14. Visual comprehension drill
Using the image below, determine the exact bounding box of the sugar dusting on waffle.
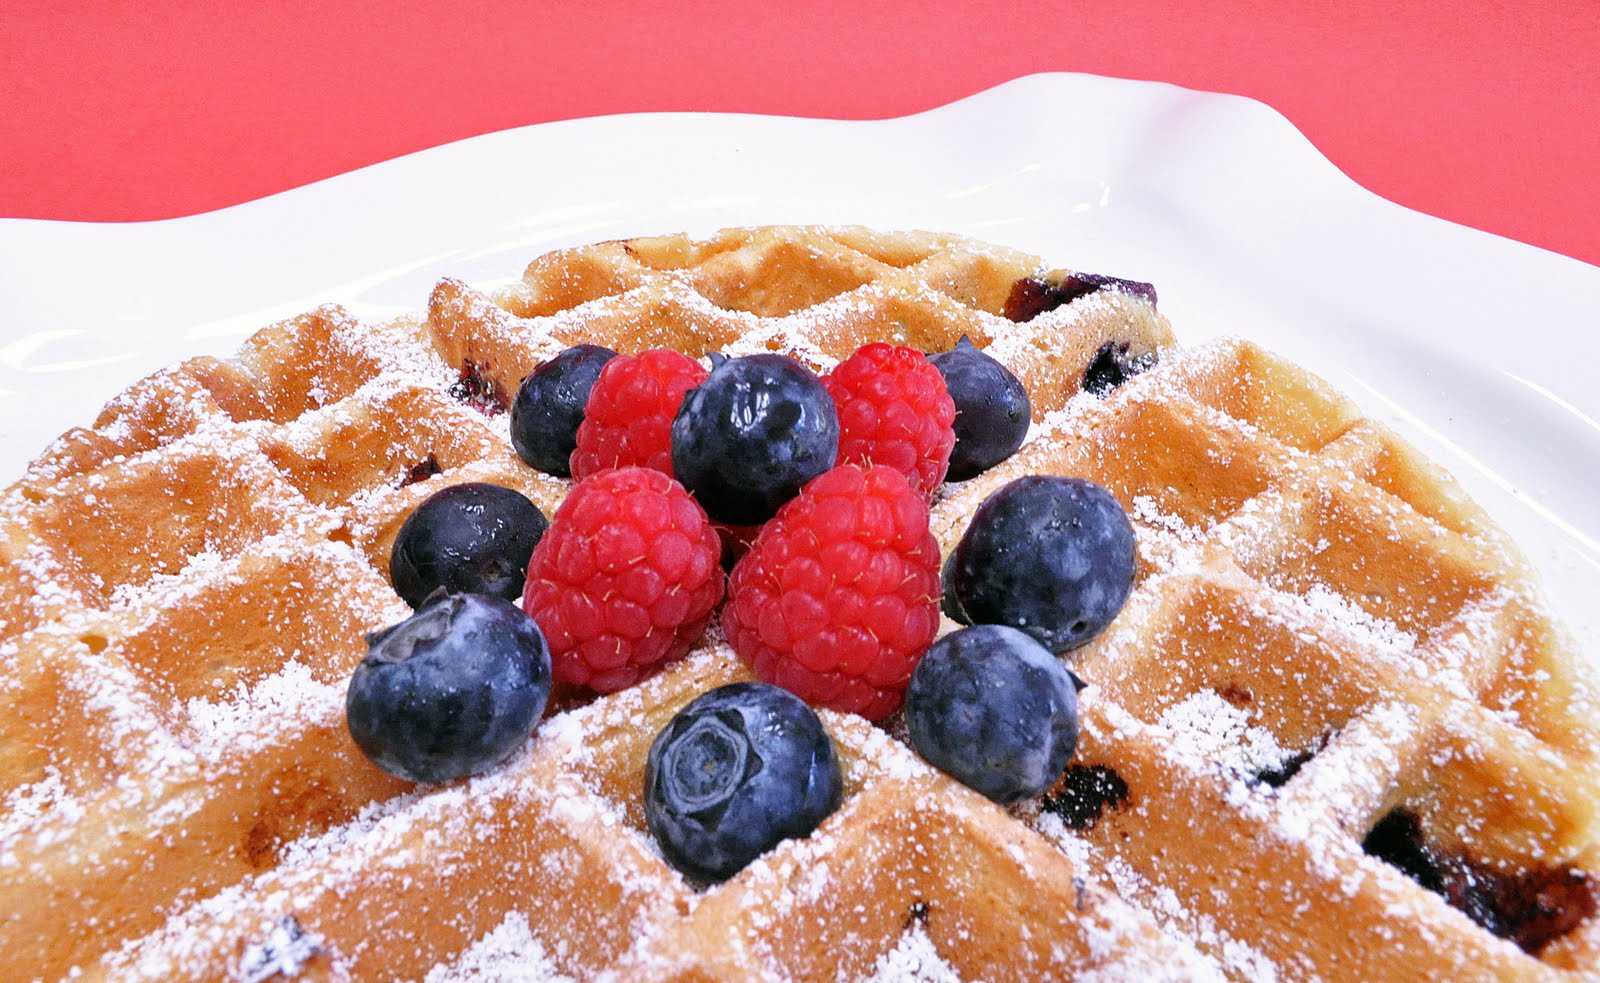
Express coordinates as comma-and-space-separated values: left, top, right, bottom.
423, 912, 573, 983
1, 227, 1597, 980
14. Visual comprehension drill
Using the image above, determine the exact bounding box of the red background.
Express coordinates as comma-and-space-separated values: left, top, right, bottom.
5, 1, 1597, 267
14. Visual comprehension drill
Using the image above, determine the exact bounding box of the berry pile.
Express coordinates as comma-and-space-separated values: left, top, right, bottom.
355, 327, 1145, 880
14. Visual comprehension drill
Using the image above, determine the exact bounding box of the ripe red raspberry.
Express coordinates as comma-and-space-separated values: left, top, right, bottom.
824, 343, 955, 499
723, 464, 941, 720
522, 467, 724, 692
570, 349, 708, 480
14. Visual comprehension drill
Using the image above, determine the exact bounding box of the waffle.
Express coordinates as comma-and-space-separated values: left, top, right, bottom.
1, 226, 1595, 981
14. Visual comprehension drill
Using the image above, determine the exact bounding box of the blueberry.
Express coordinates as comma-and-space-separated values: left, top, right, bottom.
944, 476, 1135, 653
670, 353, 839, 525
509, 344, 618, 476
905, 624, 1079, 804
643, 681, 843, 883
940, 549, 968, 624
389, 482, 548, 608
346, 593, 552, 783
927, 336, 1030, 481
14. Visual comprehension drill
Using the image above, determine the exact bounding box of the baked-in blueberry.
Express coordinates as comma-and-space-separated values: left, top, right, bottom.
1362, 807, 1600, 953
389, 482, 548, 609
927, 336, 1030, 481
943, 476, 1135, 653
509, 344, 618, 476
347, 593, 552, 783
643, 681, 842, 883
905, 624, 1080, 804
1083, 340, 1158, 397
1003, 273, 1158, 322
670, 353, 839, 525
1040, 764, 1129, 829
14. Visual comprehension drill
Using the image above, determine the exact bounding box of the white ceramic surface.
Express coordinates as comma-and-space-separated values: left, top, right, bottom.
2, 72, 1596, 655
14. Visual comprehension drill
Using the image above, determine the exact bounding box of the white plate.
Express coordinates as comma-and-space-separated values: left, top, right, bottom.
2, 72, 1597, 657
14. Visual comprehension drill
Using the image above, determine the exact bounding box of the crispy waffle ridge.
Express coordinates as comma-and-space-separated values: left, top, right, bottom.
1, 226, 1597, 981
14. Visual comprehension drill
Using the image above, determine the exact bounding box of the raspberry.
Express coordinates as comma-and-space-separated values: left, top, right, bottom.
522, 467, 724, 693
723, 464, 941, 720
824, 343, 955, 499
570, 349, 708, 480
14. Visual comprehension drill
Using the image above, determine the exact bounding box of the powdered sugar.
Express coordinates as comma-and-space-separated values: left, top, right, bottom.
422, 912, 575, 983
184, 660, 344, 757
1130, 494, 1203, 543
856, 924, 963, 983
0, 768, 81, 864
6, 231, 1590, 983
1036, 829, 1266, 983
1155, 689, 1293, 780
237, 915, 324, 983
1297, 582, 1418, 654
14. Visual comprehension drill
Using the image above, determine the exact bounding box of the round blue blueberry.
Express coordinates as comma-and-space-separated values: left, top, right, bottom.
670, 353, 838, 526
944, 476, 1135, 653
905, 624, 1079, 804
346, 593, 552, 784
927, 336, 1031, 481
389, 482, 548, 609
940, 547, 968, 624
509, 344, 618, 476
644, 681, 843, 883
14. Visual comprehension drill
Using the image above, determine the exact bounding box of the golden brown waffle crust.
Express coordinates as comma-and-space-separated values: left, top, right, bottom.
2, 226, 1597, 982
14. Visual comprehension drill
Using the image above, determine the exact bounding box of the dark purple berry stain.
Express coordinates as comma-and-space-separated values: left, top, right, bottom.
1083, 341, 1159, 398
1003, 273, 1158, 323
1362, 807, 1598, 954
1250, 747, 1317, 790
399, 453, 443, 488
1248, 732, 1332, 790
448, 359, 509, 414
903, 900, 932, 930
1039, 765, 1130, 830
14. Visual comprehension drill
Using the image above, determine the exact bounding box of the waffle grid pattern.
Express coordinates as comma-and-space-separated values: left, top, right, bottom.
931, 341, 1600, 978
0, 227, 1595, 981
